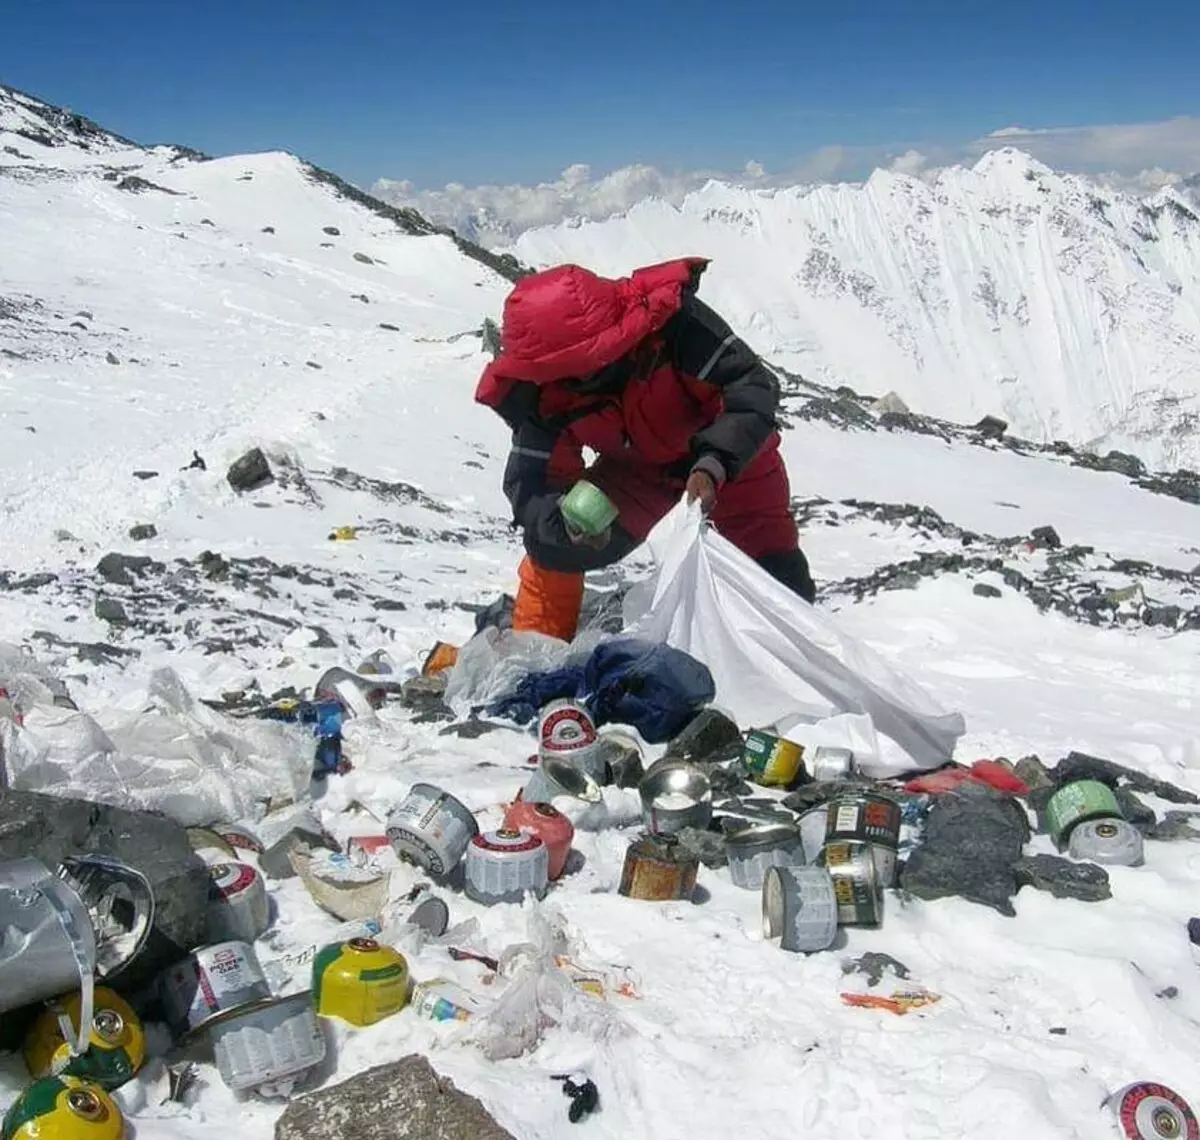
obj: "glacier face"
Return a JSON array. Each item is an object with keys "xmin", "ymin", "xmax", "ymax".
[{"xmin": 507, "ymin": 151, "xmax": 1200, "ymax": 471}]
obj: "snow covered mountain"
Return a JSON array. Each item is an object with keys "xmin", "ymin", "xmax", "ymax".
[
  {"xmin": 498, "ymin": 153, "xmax": 1200, "ymax": 471},
  {"xmin": 4, "ymin": 83, "xmax": 1200, "ymax": 1140}
]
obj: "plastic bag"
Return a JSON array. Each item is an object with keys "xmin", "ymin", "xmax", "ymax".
[{"xmin": 627, "ymin": 500, "xmax": 966, "ymax": 775}]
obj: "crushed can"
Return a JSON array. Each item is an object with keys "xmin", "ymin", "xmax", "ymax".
[
  {"xmin": 2, "ymin": 1076, "xmax": 124, "ymax": 1140},
  {"xmin": 210, "ymin": 991, "xmax": 326, "ymax": 1099},
  {"xmin": 743, "ymin": 731, "xmax": 804, "ymax": 787},
  {"xmin": 24, "ymin": 988, "xmax": 145, "ymax": 1091},
  {"xmin": 312, "ymin": 938, "xmax": 410, "ymax": 1027}
]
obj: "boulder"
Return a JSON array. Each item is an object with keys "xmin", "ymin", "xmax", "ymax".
[
  {"xmin": 974, "ymin": 414, "xmax": 1008, "ymax": 440},
  {"xmin": 227, "ymin": 447, "xmax": 273, "ymax": 493},
  {"xmin": 1052, "ymin": 751, "xmax": 1200, "ymax": 804},
  {"xmin": 0, "ymin": 788, "xmax": 209, "ymax": 989},
  {"xmin": 665, "ymin": 708, "xmax": 743, "ymax": 766},
  {"xmin": 128, "ymin": 523, "xmax": 158, "ymax": 541},
  {"xmin": 1030, "ymin": 525, "xmax": 1062, "ymax": 550},
  {"xmin": 972, "ymin": 583, "xmax": 1002, "ymax": 598},
  {"xmin": 1015, "ymin": 854, "xmax": 1111, "ymax": 902},
  {"xmin": 274, "ymin": 1055, "xmax": 515, "ymax": 1140}
]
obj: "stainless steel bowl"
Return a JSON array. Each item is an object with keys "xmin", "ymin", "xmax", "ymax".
[
  {"xmin": 638, "ymin": 760, "xmax": 712, "ymax": 835},
  {"xmin": 521, "ymin": 756, "xmax": 603, "ymax": 804}
]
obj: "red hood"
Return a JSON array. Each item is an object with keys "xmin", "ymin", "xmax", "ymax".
[{"xmin": 476, "ymin": 257, "xmax": 709, "ymax": 409}]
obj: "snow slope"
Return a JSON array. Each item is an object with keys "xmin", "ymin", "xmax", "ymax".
[
  {"xmin": 508, "ymin": 152, "xmax": 1200, "ymax": 472},
  {"xmin": 4, "ymin": 85, "xmax": 1200, "ymax": 1140}
]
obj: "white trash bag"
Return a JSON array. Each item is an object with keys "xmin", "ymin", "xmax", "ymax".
[{"xmin": 626, "ymin": 500, "xmax": 966, "ymax": 776}]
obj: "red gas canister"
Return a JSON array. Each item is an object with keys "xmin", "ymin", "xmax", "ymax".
[{"xmin": 502, "ymin": 799, "xmax": 575, "ymax": 880}]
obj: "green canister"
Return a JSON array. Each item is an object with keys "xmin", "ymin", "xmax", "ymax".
[
  {"xmin": 1044, "ymin": 779, "xmax": 1122, "ymax": 847},
  {"xmin": 560, "ymin": 481, "xmax": 619, "ymax": 536}
]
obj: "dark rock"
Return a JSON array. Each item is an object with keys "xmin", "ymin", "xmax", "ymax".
[
  {"xmin": 352, "ymin": 252, "xmax": 374, "ymax": 264},
  {"xmin": 262, "ymin": 226, "xmax": 275, "ymax": 234},
  {"xmin": 185, "ymin": 451, "xmax": 207, "ymax": 471},
  {"xmin": 96, "ymin": 552, "xmax": 156, "ymax": 586},
  {"xmin": 401, "ymin": 675, "xmax": 451, "ymax": 714},
  {"xmin": 973, "ymin": 582, "xmax": 1003, "ymax": 598},
  {"xmin": 975, "ymin": 415, "xmax": 1008, "ymax": 440},
  {"xmin": 1013, "ymin": 755, "xmax": 1054, "ymax": 795},
  {"xmin": 1113, "ymin": 788, "xmax": 1157, "ymax": 832},
  {"xmin": 0, "ymin": 788, "xmax": 209, "ymax": 992},
  {"xmin": 32, "ymin": 630, "xmax": 138, "ymax": 665},
  {"xmin": 900, "ymin": 785, "xmax": 1030, "ymax": 915},
  {"xmin": 1157, "ymin": 986, "xmax": 1179, "ymax": 999},
  {"xmin": 76, "ymin": 310, "xmax": 94, "ymax": 320},
  {"xmin": 378, "ymin": 322, "xmax": 400, "ymax": 331},
  {"xmin": 274, "ymin": 1055, "xmax": 516, "ymax": 1140},
  {"xmin": 305, "ymin": 626, "xmax": 336, "ymax": 649},
  {"xmin": 1189, "ymin": 917, "xmax": 1200, "ymax": 945},
  {"xmin": 350, "ymin": 293, "xmax": 369, "ymax": 304},
  {"xmin": 227, "ymin": 447, "xmax": 273, "ymax": 492},
  {"xmin": 372, "ymin": 598, "xmax": 407, "ymax": 612},
  {"xmin": 105, "ymin": 351, "xmax": 120, "ymax": 365},
  {"xmin": 596, "ymin": 734, "xmax": 644, "ymax": 789},
  {"xmin": 1101, "ymin": 450, "xmax": 1146, "ymax": 479},
  {"xmin": 70, "ymin": 319, "xmax": 88, "ymax": 330},
  {"xmin": 322, "ymin": 226, "xmax": 341, "ymax": 236},
  {"xmin": 1053, "ymin": 751, "xmax": 1200, "ymax": 804},
  {"xmin": 305, "ymin": 361, "xmax": 323, "ymax": 370},
  {"xmin": 1015, "ymin": 854, "xmax": 1111, "ymax": 902},
  {"xmin": 11, "ymin": 573, "xmax": 56, "ymax": 591},
  {"xmin": 133, "ymin": 470, "xmax": 159, "ymax": 480},
  {"xmin": 128, "ymin": 523, "xmax": 158, "ymax": 541},
  {"xmin": 197, "ymin": 550, "xmax": 231, "ymax": 581},
  {"xmin": 1030, "ymin": 525, "xmax": 1061, "ymax": 550},
  {"xmin": 782, "ymin": 779, "xmax": 881, "ymax": 813},
  {"xmin": 842, "ymin": 952, "xmax": 911, "ymax": 987},
  {"xmin": 675, "ymin": 826, "xmax": 728, "ymax": 868},
  {"xmin": 200, "ymin": 218, "xmax": 215, "ymax": 226},
  {"xmin": 260, "ymin": 828, "xmax": 340, "ymax": 882},
  {"xmin": 439, "ymin": 719, "xmax": 509, "ymax": 740},
  {"xmin": 665, "ymin": 709, "xmax": 743, "ymax": 766},
  {"xmin": 94, "ymin": 597, "xmax": 129, "ymax": 624},
  {"xmin": 332, "ymin": 587, "xmax": 356, "ymax": 600},
  {"xmin": 481, "ymin": 317, "xmax": 501, "ymax": 356},
  {"xmin": 1144, "ymin": 604, "xmax": 1182, "ymax": 627},
  {"xmin": 473, "ymin": 594, "xmax": 514, "ymax": 634},
  {"xmin": 1147, "ymin": 812, "xmax": 1200, "ymax": 841},
  {"xmin": 1049, "ymin": 1026, "xmax": 1068, "ymax": 1035}
]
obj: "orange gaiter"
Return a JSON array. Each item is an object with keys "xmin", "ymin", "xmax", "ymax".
[{"xmin": 511, "ymin": 555, "xmax": 584, "ymax": 642}]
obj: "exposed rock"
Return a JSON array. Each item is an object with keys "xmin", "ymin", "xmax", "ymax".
[
  {"xmin": 1015, "ymin": 854, "xmax": 1111, "ymax": 902},
  {"xmin": 262, "ymin": 226, "xmax": 276, "ymax": 233},
  {"xmin": 1147, "ymin": 812, "xmax": 1200, "ymax": 841},
  {"xmin": 372, "ymin": 597, "xmax": 408, "ymax": 611},
  {"xmin": 128, "ymin": 523, "xmax": 158, "ymax": 541},
  {"xmin": 869, "ymin": 391, "xmax": 910, "ymax": 416},
  {"xmin": 400, "ymin": 675, "xmax": 452, "ymax": 717},
  {"xmin": 9, "ymin": 573, "xmax": 56, "ymax": 591},
  {"xmin": 96, "ymin": 552, "xmax": 156, "ymax": 586},
  {"xmin": 132, "ymin": 470, "xmax": 159, "ymax": 480},
  {"xmin": 665, "ymin": 708, "xmax": 743, "ymax": 766},
  {"xmin": 94, "ymin": 597, "xmax": 129, "ymax": 624},
  {"xmin": 1013, "ymin": 755, "xmax": 1054, "ymax": 795},
  {"xmin": 1052, "ymin": 751, "xmax": 1200, "ymax": 804},
  {"xmin": 675, "ymin": 825, "xmax": 728, "ymax": 868},
  {"xmin": 350, "ymin": 293, "xmax": 369, "ymax": 304},
  {"xmin": 352, "ymin": 252, "xmax": 374, "ymax": 264},
  {"xmin": 105, "ymin": 351, "xmax": 120, "ymax": 365},
  {"xmin": 975, "ymin": 414, "xmax": 1008, "ymax": 440},
  {"xmin": 973, "ymin": 582, "xmax": 1003, "ymax": 598},
  {"xmin": 900, "ymin": 785, "xmax": 1030, "ymax": 915},
  {"xmin": 227, "ymin": 447, "xmax": 273, "ymax": 492},
  {"xmin": 1030, "ymin": 525, "xmax": 1061, "ymax": 550},
  {"xmin": 322, "ymin": 226, "xmax": 341, "ymax": 236},
  {"xmin": 1144, "ymin": 604, "xmax": 1183, "ymax": 627},
  {"xmin": 305, "ymin": 361, "xmax": 323, "ymax": 370},
  {"xmin": 481, "ymin": 317, "xmax": 501, "ymax": 356},
  {"xmin": 1113, "ymin": 787, "xmax": 1157, "ymax": 831},
  {"xmin": 842, "ymin": 952, "xmax": 911, "ymax": 987},
  {"xmin": 439, "ymin": 719, "xmax": 509, "ymax": 740},
  {"xmin": 274, "ymin": 1055, "xmax": 515, "ymax": 1140},
  {"xmin": 185, "ymin": 451, "xmax": 207, "ymax": 471},
  {"xmin": 197, "ymin": 550, "xmax": 231, "ymax": 581},
  {"xmin": 378, "ymin": 322, "xmax": 400, "ymax": 331},
  {"xmin": 0, "ymin": 788, "xmax": 209, "ymax": 991}
]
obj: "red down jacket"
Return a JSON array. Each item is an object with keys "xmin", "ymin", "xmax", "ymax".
[{"xmin": 476, "ymin": 258, "xmax": 798, "ymax": 570}]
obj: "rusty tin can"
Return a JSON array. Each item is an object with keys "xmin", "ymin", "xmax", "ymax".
[
  {"xmin": 819, "ymin": 840, "xmax": 884, "ymax": 927},
  {"xmin": 618, "ymin": 834, "xmax": 699, "ymax": 901}
]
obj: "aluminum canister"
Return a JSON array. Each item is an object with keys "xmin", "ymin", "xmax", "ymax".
[
  {"xmin": 464, "ymin": 830, "xmax": 550, "ymax": 905},
  {"xmin": 762, "ymin": 865, "xmax": 838, "ymax": 953},
  {"xmin": 55, "ymin": 854, "xmax": 154, "ymax": 982},
  {"xmin": 824, "ymin": 793, "xmax": 902, "ymax": 887},
  {"xmin": 501, "ymin": 799, "xmax": 575, "ymax": 880},
  {"xmin": 638, "ymin": 759, "xmax": 713, "ymax": 836},
  {"xmin": 210, "ymin": 990, "xmax": 326, "ymax": 1098},
  {"xmin": 385, "ymin": 783, "xmax": 479, "ymax": 878},
  {"xmin": 742, "ymin": 730, "xmax": 804, "ymax": 787},
  {"xmin": 538, "ymin": 699, "xmax": 606, "ymax": 782},
  {"xmin": 1043, "ymin": 779, "xmax": 1122, "ymax": 847},
  {"xmin": 1105, "ymin": 1081, "xmax": 1199, "ymax": 1140},
  {"xmin": 726, "ymin": 824, "xmax": 806, "ymax": 891},
  {"xmin": 159, "ymin": 940, "xmax": 272, "ymax": 1041},
  {"xmin": 1068, "ymin": 818, "xmax": 1145, "ymax": 866},
  {"xmin": 618, "ymin": 834, "xmax": 699, "ymax": 901},
  {"xmin": 24, "ymin": 987, "xmax": 145, "ymax": 1091},
  {"xmin": 410, "ymin": 978, "xmax": 488, "ymax": 1022},
  {"xmin": 0, "ymin": 858, "xmax": 96, "ymax": 1017},
  {"xmin": 809, "ymin": 746, "xmax": 856, "ymax": 782},
  {"xmin": 312, "ymin": 938, "xmax": 410, "ymax": 1027},
  {"xmin": 205, "ymin": 862, "xmax": 270, "ymax": 944},
  {"xmin": 820, "ymin": 840, "xmax": 884, "ymax": 926},
  {"xmin": 2, "ymin": 1077, "xmax": 124, "ymax": 1140}
]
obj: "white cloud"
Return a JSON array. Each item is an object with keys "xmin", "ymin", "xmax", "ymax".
[{"xmin": 370, "ymin": 116, "xmax": 1200, "ymax": 243}]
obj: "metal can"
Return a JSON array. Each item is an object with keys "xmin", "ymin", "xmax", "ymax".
[
  {"xmin": 726, "ymin": 824, "xmax": 806, "ymax": 891},
  {"xmin": 809, "ymin": 746, "xmax": 855, "ymax": 782},
  {"xmin": 24, "ymin": 988, "xmax": 145, "ymax": 1091},
  {"xmin": 2, "ymin": 1076, "xmax": 124, "ymax": 1140},
  {"xmin": 743, "ymin": 730, "xmax": 804, "ymax": 787},
  {"xmin": 215, "ymin": 825, "xmax": 265, "ymax": 858},
  {"xmin": 501, "ymin": 800, "xmax": 575, "ymax": 880},
  {"xmin": 618, "ymin": 834, "xmax": 699, "ymax": 901},
  {"xmin": 825, "ymin": 793, "xmax": 902, "ymax": 848},
  {"xmin": 159, "ymin": 940, "xmax": 272, "ymax": 1041},
  {"xmin": 638, "ymin": 760, "xmax": 713, "ymax": 836},
  {"xmin": 1044, "ymin": 779, "xmax": 1122, "ymax": 847},
  {"xmin": 210, "ymin": 990, "xmax": 326, "ymax": 1098},
  {"xmin": 761, "ymin": 865, "xmax": 838, "ymax": 953},
  {"xmin": 820, "ymin": 840, "xmax": 884, "ymax": 926},
  {"xmin": 1069, "ymin": 818, "xmax": 1145, "ymax": 866},
  {"xmin": 410, "ymin": 978, "xmax": 488, "ymax": 1022},
  {"xmin": 205, "ymin": 862, "xmax": 270, "ymax": 944},
  {"xmin": 464, "ymin": 830, "xmax": 550, "ymax": 905},
  {"xmin": 1106, "ymin": 1081, "xmax": 1199, "ymax": 1140},
  {"xmin": 312, "ymin": 938, "xmax": 410, "ymax": 1027},
  {"xmin": 538, "ymin": 699, "xmax": 606, "ymax": 781},
  {"xmin": 520, "ymin": 756, "xmax": 603, "ymax": 805},
  {"xmin": 385, "ymin": 783, "xmax": 479, "ymax": 878}
]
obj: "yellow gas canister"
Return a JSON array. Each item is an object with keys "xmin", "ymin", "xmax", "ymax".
[
  {"xmin": 311, "ymin": 937, "xmax": 410, "ymax": 1027},
  {"xmin": 1, "ymin": 1076, "xmax": 124, "ymax": 1140},
  {"xmin": 23, "ymin": 989, "xmax": 145, "ymax": 1091}
]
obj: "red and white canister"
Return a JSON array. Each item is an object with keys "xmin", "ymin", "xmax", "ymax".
[
  {"xmin": 502, "ymin": 800, "xmax": 575, "ymax": 880},
  {"xmin": 463, "ymin": 830, "xmax": 550, "ymax": 906},
  {"xmin": 538, "ymin": 700, "xmax": 605, "ymax": 781},
  {"xmin": 205, "ymin": 862, "xmax": 270, "ymax": 944}
]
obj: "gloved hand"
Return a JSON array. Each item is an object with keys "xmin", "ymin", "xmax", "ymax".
[{"xmin": 684, "ymin": 469, "xmax": 718, "ymax": 513}]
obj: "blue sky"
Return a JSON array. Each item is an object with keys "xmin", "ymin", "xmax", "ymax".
[{"xmin": 3, "ymin": 0, "xmax": 1198, "ymax": 189}]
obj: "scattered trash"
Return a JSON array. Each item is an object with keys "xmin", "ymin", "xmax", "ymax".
[
  {"xmin": 551, "ymin": 1073, "xmax": 601, "ymax": 1124},
  {"xmin": 464, "ymin": 830, "xmax": 550, "ymax": 905},
  {"xmin": 161, "ymin": 1062, "xmax": 198, "ymax": 1105},
  {"xmin": 539, "ymin": 699, "xmax": 606, "ymax": 782},
  {"xmin": 2, "ymin": 1076, "xmax": 125, "ymax": 1140},
  {"xmin": 1068, "ymin": 818, "xmax": 1145, "ymax": 866},
  {"xmin": 502, "ymin": 800, "xmax": 575, "ymax": 880},
  {"xmin": 820, "ymin": 841, "xmax": 884, "ymax": 926},
  {"xmin": 825, "ymin": 793, "xmax": 902, "ymax": 887},
  {"xmin": 24, "ymin": 987, "xmax": 145, "ymax": 1090},
  {"xmin": 726, "ymin": 823, "xmax": 805, "ymax": 891},
  {"xmin": 386, "ymin": 783, "xmax": 479, "ymax": 878},
  {"xmin": 841, "ymin": 952, "xmax": 912, "ymax": 987},
  {"xmin": 520, "ymin": 755, "xmax": 604, "ymax": 805},
  {"xmin": 1044, "ymin": 779, "xmax": 1124, "ymax": 848},
  {"xmin": 211, "ymin": 990, "xmax": 325, "ymax": 1097},
  {"xmin": 327, "ymin": 525, "xmax": 359, "ymax": 541},
  {"xmin": 1105, "ymin": 1081, "xmax": 1199, "ymax": 1140},
  {"xmin": 743, "ymin": 730, "xmax": 804, "ymax": 787},
  {"xmin": 762, "ymin": 865, "xmax": 838, "ymax": 953},
  {"xmin": 312, "ymin": 938, "xmax": 410, "ymax": 1026},
  {"xmin": 840, "ymin": 988, "xmax": 941, "ymax": 1015},
  {"xmin": 618, "ymin": 833, "xmax": 699, "ymax": 901},
  {"xmin": 205, "ymin": 861, "xmax": 271, "ymax": 943},
  {"xmin": 411, "ymin": 977, "xmax": 490, "ymax": 1021},
  {"xmin": 638, "ymin": 759, "xmax": 713, "ymax": 836},
  {"xmin": 290, "ymin": 848, "xmax": 390, "ymax": 923},
  {"xmin": 159, "ymin": 940, "xmax": 272, "ymax": 1041},
  {"xmin": 809, "ymin": 745, "xmax": 856, "ymax": 781}
]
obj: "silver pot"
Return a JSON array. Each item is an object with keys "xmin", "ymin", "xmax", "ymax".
[
  {"xmin": 639, "ymin": 760, "xmax": 712, "ymax": 836},
  {"xmin": 726, "ymin": 823, "xmax": 805, "ymax": 890},
  {"xmin": 520, "ymin": 756, "xmax": 603, "ymax": 805}
]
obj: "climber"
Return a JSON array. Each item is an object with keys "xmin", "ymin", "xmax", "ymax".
[{"xmin": 475, "ymin": 257, "xmax": 816, "ymax": 641}]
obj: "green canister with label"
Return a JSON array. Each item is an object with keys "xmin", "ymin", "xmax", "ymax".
[
  {"xmin": 560, "ymin": 480, "xmax": 619, "ymax": 536},
  {"xmin": 1043, "ymin": 779, "xmax": 1122, "ymax": 847}
]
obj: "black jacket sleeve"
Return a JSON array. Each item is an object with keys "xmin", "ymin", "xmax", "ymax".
[{"xmin": 667, "ymin": 294, "xmax": 781, "ymax": 481}]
